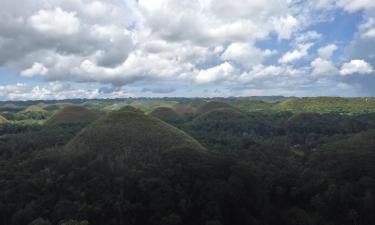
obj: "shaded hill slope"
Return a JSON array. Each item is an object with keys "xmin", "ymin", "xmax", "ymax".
[
  {"xmin": 196, "ymin": 101, "xmax": 234, "ymax": 114},
  {"xmin": 46, "ymin": 105, "xmax": 99, "ymax": 125},
  {"xmin": 66, "ymin": 111, "xmax": 205, "ymax": 165},
  {"xmin": 149, "ymin": 107, "xmax": 183, "ymax": 124}
]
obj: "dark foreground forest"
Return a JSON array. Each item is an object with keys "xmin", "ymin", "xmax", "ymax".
[{"xmin": 0, "ymin": 97, "xmax": 375, "ymax": 225}]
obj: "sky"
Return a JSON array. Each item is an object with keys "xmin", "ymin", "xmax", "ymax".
[{"xmin": 1, "ymin": 0, "xmax": 375, "ymax": 100}]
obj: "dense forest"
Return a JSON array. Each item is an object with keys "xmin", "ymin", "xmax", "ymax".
[{"xmin": 0, "ymin": 97, "xmax": 375, "ymax": 225}]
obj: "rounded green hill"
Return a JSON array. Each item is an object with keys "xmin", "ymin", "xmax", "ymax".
[
  {"xmin": 174, "ymin": 104, "xmax": 194, "ymax": 114},
  {"xmin": 117, "ymin": 105, "xmax": 143, "ymax": 113},
  {"xmin": 235, "ymin": 99, "xmax": 273, "ymax": 112},
  {"xmin": 285, "ymin": 112, "xmax": 365, "ymax": 134},
  {"xmin": 149, "ymin": 107, "xmax": 183, "ymax": 124},
  {"xmin": 43, "ymin": 104, "xmax": 62, "ymax": 111},
  {"xmin": 192, "ymin": 108, "xmax": 248, "ymax": 132},
  {"xmin": 196, "ymin": 101, "xmax": 234, "ymax": 114},
  {"xmin": 24, "ymin": 105, "xmax": 47, "ymax": 112},
  {"xmin": 66, "ymin": 111, "xmax": 205, "ymax": 165},
  {"xmin": 46, "ymin": 105, "xmax": 99, "ymax": 125},
  {"xmin": 312, "ymin": 130, "xmax": 375, "ymax": 180}
]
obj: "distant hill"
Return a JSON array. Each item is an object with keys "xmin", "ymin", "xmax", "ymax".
[
  {"xmin": 196, "ymin": 101, "xmax": 234, "ymax": 114},
  {"xmin": 235, "ymin": 99, "xmax": 274, "ymax": 112},
  {"xmin": 23, "ymin": 105, "xmax": 48, "ymax": 113},
  {"xmin": 242, "ymin": 96, "xmax": 296, "ymax": 103},
  {"xmin": 173, "ymin": 103, "xmax": 194, "ymax": 114},
  {"xmin": 285, "ymin": 112, "xmax": 366, "ymax": 134},
  {"xmin": 312, "ymin": 130, "xmax": 375, "ymax": 181},
  {"xmin": 46, "ymin": 105, "xmax": 99, "ymax": 125},
  {"xmin": 190, "ymin": 108, "xmax": 274, "ymax": 138},
  {"xmin": 66, "ymin": 111, "xmax": 205, "ymax": 166},
  {"xmin": 0, "ymin": 103, "xmax": 25, "ymax": 112},
  {"xmin": 116, "ymin": 105, "xmax": 143, "ymax": 113},
  {"xmin": 274, "ymin": 97, "xmax": 375, "ymax": 114},
  {"xmin": 192, "ymin": 108, "xmax": 247, "ymax": 131},
  {"xmin": 149, "ymin": 107, "xmax": 183, "ymax": 124},
  {"xmin": 42, "ymin": 104, "xmax": 63, "ymax": 111}
]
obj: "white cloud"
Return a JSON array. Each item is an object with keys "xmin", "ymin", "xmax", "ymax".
[
  {"xmin": 311, "ymin": 58, "xmax": 339, "ymax": 77},
  {"xmin": 20, "ymin": 62, "xmax": 48, "ymax": 77},
  {"xmin": 340, "ymin": 59, "xmax": 373, "ymax": 75},
  {"xmin": 318, "ymin": 44, "xmax": 338, "ymax": 59},
  {"xmin": 73, "ymin": 50, "xmax": 195, "ymax": 85},
  {"xmin": 363, "ymin": 28, "xmax": 375, "ymax": 39},
  {"xmin": 84, "ymin": 1, "xmax": 111, "ymax": 18},
  {"xmin": 358, "ymin": 18, "xmax": 375, "ymax": 40},
  {"xmin": 111, "ymin": 90, "xmax": 136, "ymax": 98},
  {"xmin": 238, "ymin": 64, "xmax": 305, "ymax": 84},
  {"xmin": 138, "ymin": 0, "xmax": 298, "ymax": 44},
  {"xmin": 295, "ymin": 31, "xmax": 322, "ymax": 43},
  {"xmin": 28, "ymin": 7, "xmax": 80, "ymax": 35},
  {"xmin": 279, "ymin": 43, "xmax": 313, "ymax": 64},
  {"xmin": 272, "ymin": 15, "xmax": 300, "ymax": 40},
  {"xmin": 338, "ymin": 0, "xmax": 375, "ymax": 12},
  {"xmin": 0, "ymin": 82, "xmax": 100, "ymax": 101},
  {"xmin": 195, "ymin": 62, "xmax": 235, "ymax": 84},
  {"xmin": 221, "ymin": 42, "xmax": 276, "ymax": 67}
]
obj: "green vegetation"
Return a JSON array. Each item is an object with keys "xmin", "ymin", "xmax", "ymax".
[
  {"xmin": 173, "ymin": 103, "xmax": 194, "ymax": 114},
  {"xmin": 196, "ymin": 101, "xmax": 233, "ymax": 114},
  {"xmin": 0, "ymin": 114, "xmax": 8, "ymax": 124},
  {"xmin": 116, "ymin": 105, "xmax": 143, "ymax": 113},
  {"xmin": 42, "ymin": 104, "xmax": 63, "ymax": 111},
  {"xmin": 274, "ymin": 97, "xmax": 375, "ymax": 114},
  {"xmin": 46, "ymin": 105, "xmax": 99, "ymax": 125},
  {"xmin": 149, "ymin": 107, "xmax": 183, "ymax": 124},
  {"xmin": 235, "ymin": 99, "xmax": 274, "ymax": 112},
  {"xmin": 0, "ymin": 103, "xmax": 25, "ymax": 112},
  {"xmin": 0, "ymin": 98, "xmax": 375, "ymax": 225},
  {"xmin": 67, "ymin": 111, "xmax": 204, "ymax": 161}
]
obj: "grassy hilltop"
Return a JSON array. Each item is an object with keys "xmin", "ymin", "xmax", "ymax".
[
  {"xmin": 46, "ymin": 105, "xmax": 100, "ymax": 125},
  {"xmin": 67, "ymin": 111, "xmax": 205, "ymax": 163}
]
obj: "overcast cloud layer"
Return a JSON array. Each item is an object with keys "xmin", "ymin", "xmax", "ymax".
[{"xmin": 1, "ymin": 0, "xmax": 375, "ymax": 100}]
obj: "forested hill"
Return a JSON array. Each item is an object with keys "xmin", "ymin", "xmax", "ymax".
[{"xmin": 0, "ymin": 97, "xmax": 375, "ymax": 225}]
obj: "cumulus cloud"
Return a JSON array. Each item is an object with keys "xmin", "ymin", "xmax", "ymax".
[
  {"xmin": 0, "ymin": 82, "xmax": 100, "ymax": 100},
  {"xmin": 295, "ymin": 31, "xmax": 322, "ymax": 43},
  {"xmin": 237, "ymin": 64, "xmax": 306, "ymax": 86},
  {"xmin": 310, "ymin": 44, "xmax": 339, "ymax": 78},
  {"xmin": 0, "ymin": 0, "xmax": 308, "ymax": 88},
  {"xmin": 195, "ymin": 62, "xmax": 235, "ymax": 84},
  {"xmin": 340, "ymin": 59, "xmax": 373, "ymax": 75},
  {"xmin": 28, "ymin": 7, "xmax": 80, "ymax": 35},
  {"xmin": 311, "ymin": 58, "xmax": 339, "ymax": 77},
  {"xmin": 279, "ymin": 43, "xmax": 313, "ymax": 64},
  {"xmin": 272, "ymin": 15, "xmax": 300, "ymax": 40},
  {"xmin": 338, "ymin": 0, "xmax": 375, "ymax": 12},
  {"xmin": 318, "ymin": 44, "xmax": 338, "ymax": 59},
  {"xmin": 20, "ymin": 62, "xmax": 48, "ymax": 77},
  {"xmin": 141, "ymin": 87, "xmax": 176, "ymax": 94},
  {"xmin": 221, "ymin": 42, "xmax": 276, "ymax": 68}
]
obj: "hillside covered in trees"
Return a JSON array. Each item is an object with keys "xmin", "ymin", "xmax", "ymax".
[{"xmin": 0, "ymin": 97, "xmax": 375, "ymax": 225}]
